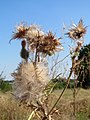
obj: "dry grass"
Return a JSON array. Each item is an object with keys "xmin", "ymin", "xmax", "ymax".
[
  {"xmin": 0, "ymin": 91, "xmax": 31, "ymax": 120},
  {"xmin": 0, "ymin": 89, "xmax": 90, "ymax": 120},
  {"xmin": 53, "ymin": 88, "xmax": 90, "ymax": 100},
  {"xmin": 47, "ymin": 89, "xmax": 90, "ymax": 120}
]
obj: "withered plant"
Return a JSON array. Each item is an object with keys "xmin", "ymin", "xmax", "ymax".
[
  {"xmin": 11, "ymin": 23, "xmax": 63, "ymax": 119},
  {"xmin": 41, "ymin": 19, "xmax": 87, "ymax": 119},
  {"xmin": 66, "ymin": 19, "xmax": 87, "ymax": 40},
  {"xmin": 11, "ymin": 24, "xmax": 62, "ymax": 63},
  {"xmin": 58, "ymin": 19, "xmax": 87, "ymax": 116},
  {"xmin": 11, "ymin": 19, "xmax": 87, "ymax": 120}
]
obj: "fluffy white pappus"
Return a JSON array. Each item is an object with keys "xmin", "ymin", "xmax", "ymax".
[
  {"xmin": 12, "ymin": 62, "xmax": 50, "ymax": 104},
  {"xmin": 27, "ymin": 24, "xmax": 45, "ymax": 39},
  {"xmin": 35, "ymin": 62, "xmax": 49, "ymax": 83}
]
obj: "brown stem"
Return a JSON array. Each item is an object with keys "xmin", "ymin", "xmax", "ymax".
[
  {"xmin": 73, "ymin": 81, "xmax": 76, "ymax": 116},
  {"xmin": 38, "ymin": 53, "xmax": 40, "ymax": 62},
  {"xmin": 35, "ymin": 49, "xmax": 38, "ymax": 66},
  {"xmin": 45, "ymin": 68, "xmax": 73, "ymax": 118}
]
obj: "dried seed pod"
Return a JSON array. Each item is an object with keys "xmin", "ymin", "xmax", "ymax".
[{"xmin": 66, "ymin": 19, "xmax": 87, "ymax": 40}]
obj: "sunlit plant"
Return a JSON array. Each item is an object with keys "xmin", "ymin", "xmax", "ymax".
[
  {"xmin": 11, "ymin": 23, "xmax": 63, "ymax": 110},
  {"xmin": 10, "ymin": 19, "xmax": 87, "ymax": 119}
]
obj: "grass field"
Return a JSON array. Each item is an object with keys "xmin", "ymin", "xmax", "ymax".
[{"xmin": 0, "ymin": 89, "xmax": 90, "ymax": 120}]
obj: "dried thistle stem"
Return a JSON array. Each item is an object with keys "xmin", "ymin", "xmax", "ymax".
[{"xmin": 43, "ymin": 68, "xmax": 73, "ymax": 119}]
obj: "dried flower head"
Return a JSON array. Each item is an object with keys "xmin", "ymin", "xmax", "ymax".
[
  {"xmin": 11, "ymin": 23, "xmax": 29, "ymax": 40},
  {"xmin": 66, "ymin": 19, "xmax": 87, "ymax": 40},
  {"xmin": 26, "ymin": 24, "xmax": 45, "ymax": 51},
  {"xmin": 11, "ymin": 23, "xmax": 63, "ymax": 56},
  {"xmin": 28, "ymin": 31, "xmax": 63, "ymax": 55},
  {"xmin": 39, "ymin": 31, "xmax": 62, "ymax": 56},
  {"xmin": 27, "ymin": 24, "xmax": 45, "ymax": 38}
]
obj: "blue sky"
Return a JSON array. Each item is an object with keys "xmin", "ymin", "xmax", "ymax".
[{"xmin": 0, "ymin": 0, "xmax": 90, "ymax": 80}]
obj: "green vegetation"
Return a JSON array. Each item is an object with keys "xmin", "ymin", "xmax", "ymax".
[
  {"xmin": 76, "ymin": 112, "xmax": 89, "ymax": 120},
  {"xmin": 75, "ymin": 43, "xmax": 90, "ymax": 88},
  {"xmin": 0, "ymin": 71, "xmax": 12, "ymax": 92},
  {"xmin": 49, "ymin": 78, "xmax": 75, "ymax": 91},
  {"xmin": 0, "ymin": 81, "xmax": 12, "ymax": 92},
  {"xmin": 52, "ymin": 77, "xmax": 66, "ymax": 89}
]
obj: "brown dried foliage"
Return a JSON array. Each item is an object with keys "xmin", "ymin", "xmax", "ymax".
[
  {"xmin": 66, "ymin": 19, "xmax": 87, "ymax": 40},
  {"xmin": 11, "ymin": 24, "xmax": 62, "ymax": 56}
]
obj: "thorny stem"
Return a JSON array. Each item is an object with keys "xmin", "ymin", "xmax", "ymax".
[
  {"xmin": 44, "ymin": 73, "xmax": 62, "ymax": 96},
  {"xmin": 47, "ymin": 73, "xmax": 62, "ymax": 95},
  {"xmin": 44, "ymin": 73, "xmax": 61, "ymax": 90},
  {"xmin": 43, "ymin": 68, "xmax": 73, "ymax": 119}
]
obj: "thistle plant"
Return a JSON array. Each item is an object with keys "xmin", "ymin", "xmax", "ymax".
[
  {"xmin": 11, "ymin": 23, "xmax": 62, "ymax": 62},
  {"xmin": 42, "ymin": 19, "xmax": 87, "ymax": 119},
  {"xmin": 11, "ymin": 23, "xmax": 62, "ymax": 111},
  {"xmin": 66, "ymin": 19, "xmax": 87, "ymax": 40},
  {"xmin": 10, "ymin": 19, "xmax": 87, "ymax": 119},
  {"xmin": 65, "ymin": 19, "xmax": 87, "ymax": 116}
]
